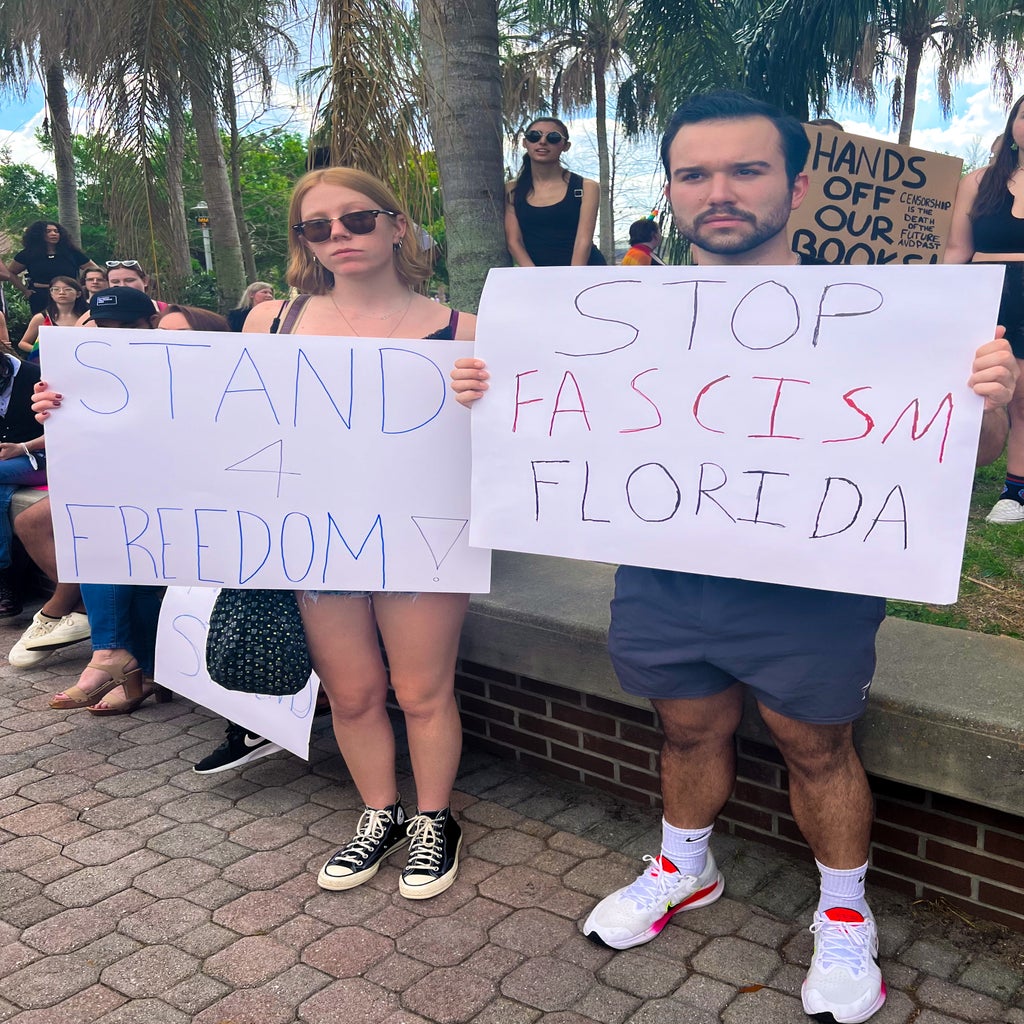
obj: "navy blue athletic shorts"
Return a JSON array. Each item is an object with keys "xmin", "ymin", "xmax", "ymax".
[{"xmin": 608, "ymin": 566, "xmax": 886, "ymax": 724}]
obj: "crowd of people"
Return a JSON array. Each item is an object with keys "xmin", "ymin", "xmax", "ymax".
[{"xmin": 5, "ymin": 89, "xmax": 1022, "ymax": 1024}]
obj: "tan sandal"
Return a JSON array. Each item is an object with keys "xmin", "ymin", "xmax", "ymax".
[
  {"xmin": 49, "ymin": 658, "xmax": 140, "ymax": 709},
  {"xmin": 88, "ymin": 674, "xmax": 172, "ymax": 716}
]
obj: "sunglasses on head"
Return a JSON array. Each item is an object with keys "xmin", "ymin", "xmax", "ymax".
[
  {"xmin": 525, "ymin": 130, "xmax": 566, "ymax": 145},
  {"xmin": 292, "ymin": 209, "xmax": 398, "ymax": 243},
  {"xmin": 106, "ymin": 260, "xmax": 141, "ymax": 269}
]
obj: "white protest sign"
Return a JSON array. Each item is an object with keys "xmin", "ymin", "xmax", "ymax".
[
  {"xmin": 470, "ymin": 265, "xmax": 1004, "ymax": 603},
  {"xmin": 41, "ymin": 328, "xmax": 491, "ymax": 593},
  {"xmin": 155, "ymin": 586, "xmax": 319, "ymax": 759}
]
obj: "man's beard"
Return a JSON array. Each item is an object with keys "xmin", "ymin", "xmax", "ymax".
[{"xmin": 682, "ymin": 202, "xmax": 790, "ymax": 256}]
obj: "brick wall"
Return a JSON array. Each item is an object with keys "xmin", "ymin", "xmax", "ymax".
[{"xmin": 455, "ymin": 658, "xmax": 1024, "ymax": 933}]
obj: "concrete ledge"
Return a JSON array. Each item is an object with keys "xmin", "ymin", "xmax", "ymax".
[{"xmin": 464, "ymin": 551, "xmax": 1024, "ymax": 817}]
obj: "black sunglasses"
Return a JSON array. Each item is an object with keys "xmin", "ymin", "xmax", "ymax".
[
  {"xmin": 292, "ymin": 209, "xmax": 398, "ymax": 242},
  {"xmin": 525, "ymin": 130, "xmax": 566, "ymax": 145}
]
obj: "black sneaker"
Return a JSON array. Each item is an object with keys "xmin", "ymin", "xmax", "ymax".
[
  {"xmin": 399, "ymin": 807, "xmax": 463, "ymax": 900},
  {"xmin": 317, "ymin": 801, "xmax": 409, "ymax": 891},
  {"xmin": 192, "ymin": 723, "xmax": 283, "ymax": 774}
]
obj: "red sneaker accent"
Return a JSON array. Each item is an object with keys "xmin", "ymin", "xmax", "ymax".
[
  {"xmin": 681, "ymin": 879, "xmax": 721, "ymax": 907},
  {"xmin": 657, "ymin": 855, "xmax": 679, "ymax": 874},
  {"xmin": 824, "ymin": 907, "xmax": 866, "ymax": 924}
]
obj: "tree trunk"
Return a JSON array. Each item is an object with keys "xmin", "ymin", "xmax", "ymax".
[
  {"xmin": 42, "ymin": 58, "xmax": 82, "ymax": 248},
  {"xmin": 164, "ymin": 89, "xmax": 193, "ymax": 295},
  {"xmin": 419, "ymin": 0, "xmax": 509, "ymax": 311},
  {"xmin": 593, "ymin": 50, "xmax": 614, "ymax": 260},
  {"xmin": 898, "ymin": 38, "xmax": 924, "ymax": 147},
  {"xmin": 224, "ymin": 58, "xmax": 258, "ymax": 284},
  {"xmin": 189, "ymin": 83, "xmax": 247, "ymax": 312}
]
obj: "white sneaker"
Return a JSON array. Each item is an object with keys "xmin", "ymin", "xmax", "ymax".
[
  {"xmin": 21, "ymin": 611, "xmax": 91, "ymax": 650},
  {"xmin": 985, "ymin": 498, "xmax": 1024, "ymax": 524},
  {"xmin": 9, "ymin": 616, "xmax": 54, "ymax": 667},
  {"xmin": 582, "ymin": 851, "xmax": 724, "ymax": 950},
  {"xmin": 802, "ymin": 907, "xmax": 886, "ymax": 1023}
]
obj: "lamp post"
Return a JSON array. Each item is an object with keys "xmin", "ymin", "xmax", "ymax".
[{"xmin": 192, "ymin": 201, "xmax": 213, "ymax": 271}]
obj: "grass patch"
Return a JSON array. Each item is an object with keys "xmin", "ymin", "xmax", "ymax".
[{"xmin": 885, "ymin": 455, "xmax": 1024, "ymax": 638}]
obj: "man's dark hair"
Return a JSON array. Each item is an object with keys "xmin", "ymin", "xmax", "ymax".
[
  {"xmin": 660, "ymin": 90, "xmax": 811, "ymax": 187},
  {"xmin": 628, "ymin": 219, "xmax": 659, "ymax": 245}
]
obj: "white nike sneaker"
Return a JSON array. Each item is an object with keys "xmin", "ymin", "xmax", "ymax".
[
  {"xmin": 802, "ymin": 907, "xmax": 886, "ymax": 1023},
  {"xmin": 582, "ymin": 851, "xmax": 724, "ymax": 950},
  {"xmin": 985, "ymin": 498, "xmax": 1024, "ymax": 524}
]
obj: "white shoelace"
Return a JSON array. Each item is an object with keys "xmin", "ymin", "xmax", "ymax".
[
  {"xmin": 405, "ymin": 814, "xmax": 443, "ymax": 871},
  {"xmin": 331, "ymin": 807, "xmax": 395, "ymax": 866},
  {"xmin": 810, "ymin": 913, "xmax": 875, "ymax": 976},
  {"xmin": 624, "ymin": 855, "xmax": 688, "ymax": 908}
]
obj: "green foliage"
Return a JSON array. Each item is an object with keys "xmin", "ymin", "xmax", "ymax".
[
  {"xmin": 179, "ymin": 273, "xmax": 221, "ymax": 311},
  {"xmin": 0, "ymin": 156, "xmax": 58, "ymax": 240},
  {"xmin": 1, "ymin": 289, "xmax": 31, "ymax": 341}
]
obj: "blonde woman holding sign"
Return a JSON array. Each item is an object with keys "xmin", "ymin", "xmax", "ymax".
[
  {"xmin": 244, "ymin": 167, "xmax": 475, "ymax": 900},
  {"xmin": 946, "ymin": 95, "xmax": 1024, "ymax": 523}
]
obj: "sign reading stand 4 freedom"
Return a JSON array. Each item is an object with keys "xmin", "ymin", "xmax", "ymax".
[
  {"xmin": 469, "ymin": 264, "xmax": 1001, "ymax": 604},
  {"xmin": 791, "ymin": 124, "xmax": 964, "ymax": 265},
  {"xmin": 41, "ymin": 328, "xmax": 491, "ymax": 594}
]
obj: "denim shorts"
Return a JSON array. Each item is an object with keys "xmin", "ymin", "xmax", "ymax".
[{"xmin": 608, "ymin": 566, "xmax": 886, "ymax": 724}]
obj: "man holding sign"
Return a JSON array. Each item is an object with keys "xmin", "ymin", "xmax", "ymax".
[{"xmin": 453, "ymin": 91, "xmax": 1016, "ymax": 1024}]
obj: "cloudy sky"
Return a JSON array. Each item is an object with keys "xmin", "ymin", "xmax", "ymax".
[{"xmin": 0, "ymin": 53, "xmax": 1016, "ymax": 243}]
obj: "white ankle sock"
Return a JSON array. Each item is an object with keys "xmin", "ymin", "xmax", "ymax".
[
  {"xmin": 661, "ymin": 819, "xmax": 713, "ymax": 874},
  {"xmin": 816, "ymin": 859, "xmax": 871, "ymax": 917}
]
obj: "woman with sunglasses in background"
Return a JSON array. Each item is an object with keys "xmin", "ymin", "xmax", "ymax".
[
  {"xmin": 2, "ymin": 221, "xmax": 99, "ymax": 315},
  {"xmin": 244, "ymin": 167, "xmax": 475, "ymax": 901},
  {"xmin": 75, "ymin": 260, "xmax": 166, "ymax": 325},
  {"xmin": 17, "ymin": 277, "xmax": 89, "ymax": 362},
  {"xmin": 505, "ymin": 116, "xmax": 605, "ymax": 267}
]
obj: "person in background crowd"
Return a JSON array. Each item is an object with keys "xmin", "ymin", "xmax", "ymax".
[
  {"xmin": 0, "ymin": 342, "xmax": 47, "ymax": 616},
  {"xmin": 505, "ymin": 116, "xmax": 605, "ymax": 267},
  {"xmin": 75, "ymin": 260, "xmax": 165, "ymax": 324},
  {"xmin": 81, "ymin": 267, "xmax": 109, "ymax": 296},
  {"xmin": 0, "ymin": 308, "xmax": 9, "ymax": 353},
  {"xmin": 452, "ymin": 89, "xmax": 1019, "ymax": 1024},
  {"xmin": 621, "ymin": 218, "xmax": 665, "ymax": 266},
  {"xmin": 946, "ymin": 95, "xmax": 1024, "ymax": 524},
  {"xmin": 37, "ymin": 287, "xmax": 168, "ymax": 714},
  {"xmin": 226, "ymin": 281, "xmax": 276, "ymax": 332},
  {"xmin": 244, "ymin": 165, "xmax": 475, "ymax": 901},
  {"xmin": 17, "ymin": 277, "xmax": 89, "ymax": 362},
  {"xmin": 1, "ymin": 221, "xmax": 99, "ymax": 314}
]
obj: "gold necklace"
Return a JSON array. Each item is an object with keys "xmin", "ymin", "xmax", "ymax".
[{"xmin": 329, "ymin": 291, "xmax": 414, "ymax": 338}]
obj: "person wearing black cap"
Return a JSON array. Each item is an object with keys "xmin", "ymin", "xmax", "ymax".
[{"xmin": 42, "ymin": 286, "xmax": 167, "ymax": 714}]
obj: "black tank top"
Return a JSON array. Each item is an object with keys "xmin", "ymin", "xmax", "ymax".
[
  {"xmin": 972, "ymin": 191, "xmax": 1024, "ymax": 253},
  {"xmin": 513, "ymin": 172, "xmax": 606, "ymax": 266},
  {"xmin": 270, "ymin": 295, "xmax": 460, "ymax": 339}
]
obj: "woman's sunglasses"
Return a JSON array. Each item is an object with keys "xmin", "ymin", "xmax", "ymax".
[
  {"xmin": 292, "ymin": 210, "xmax": 398, "ymax": 243},
  {"xmin": 525, "ymin": 130, "xmax": 566, "ymax": 145},
  {"xmin": 106, "ymin": 260, "xmax": 141, "ymax": 269}
]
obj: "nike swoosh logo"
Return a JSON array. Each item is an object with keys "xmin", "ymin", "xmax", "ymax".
[
  {"xmin": 684, "ymin": 830, "xmax": 713, "ymax": 842},
  {"xmin": 243, "ymin": 734, "xmax": 265, "ymax": 748}
]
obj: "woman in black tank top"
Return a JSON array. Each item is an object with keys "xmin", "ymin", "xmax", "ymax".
[
  {"xmin": 946, "ymin": 95, "xmax": 1024, "ymax": 524},
  {"xmin": 505, "ymin": 116, "xmax": 605, "ymax": 267},
  {"xmin": 244, "ymin": 166, "xmax": 475, "ymax": 900}
]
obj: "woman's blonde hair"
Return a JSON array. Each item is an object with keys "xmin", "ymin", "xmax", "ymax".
[
  {"xmin": 238, "ymin": 281, "xmax": 274, "ymax": 307},
  {"xmin": 286, "ymin": 167, "xmax": 432, "ymax": 294}
]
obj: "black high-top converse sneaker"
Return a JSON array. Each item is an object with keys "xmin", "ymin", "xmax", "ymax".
[
  {"xmin": 399, "ymin": 807, "xmax": 463, "ymax": 899},
  {"xmin": 317, "ymin": 800, "xmax": 408, "ymax": 891}
]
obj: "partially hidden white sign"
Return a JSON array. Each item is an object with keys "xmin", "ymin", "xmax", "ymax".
[
  {"xmin": 155, "ymin": 586, "xmax": 320, "ymax": 760},
  {"xmin": 41, "ymin": 329, "xmax": 491, "ymax": 593},
  {"xmin": 470, "ymin": 265, "xmax": 1003, "ymax": 603}
]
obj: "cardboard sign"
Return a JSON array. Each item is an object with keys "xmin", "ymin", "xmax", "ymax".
[
  {"xmin": 791, "ymin": 125, "xmax": 963, "ymax": 265},
  {"xmin": 469, "ymin": 265, "xmax": 1003, "ymax": 604},
  {"xmin": 40, "ymin": 327, "xmax": 492, "ymax": 593}
]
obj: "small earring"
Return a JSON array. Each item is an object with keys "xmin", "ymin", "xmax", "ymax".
[
  {"xmin": 312, "ymin": 254, "xmax": 320, "ymax": 264},
  {"xmin": 393, "ymin": 240, "xmax": 404, "ymax": 252},
  {"xmin": 1012, "ymin": 142, "xmax": 1019, "ymax": 152}
]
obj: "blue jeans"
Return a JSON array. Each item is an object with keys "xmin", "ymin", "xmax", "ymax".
[
  {"xmin": 80, "ymin": 583, "xmax": 164, "ymax": 676},
  {"xmin": 0, "ymin": 454, "xmax": 47, "ymax": 570}
]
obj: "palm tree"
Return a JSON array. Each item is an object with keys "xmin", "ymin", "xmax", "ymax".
[
  {"xmin": 516, "ymin": 0, "xmax": 634, "ymax": 257},
  {"xmin": 0, "ymin": 0, "xmax": 104, "ymax": 247},
  {"xmin": 420, "ymin": 0, "xmax": 510, "ymax": 308}
]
